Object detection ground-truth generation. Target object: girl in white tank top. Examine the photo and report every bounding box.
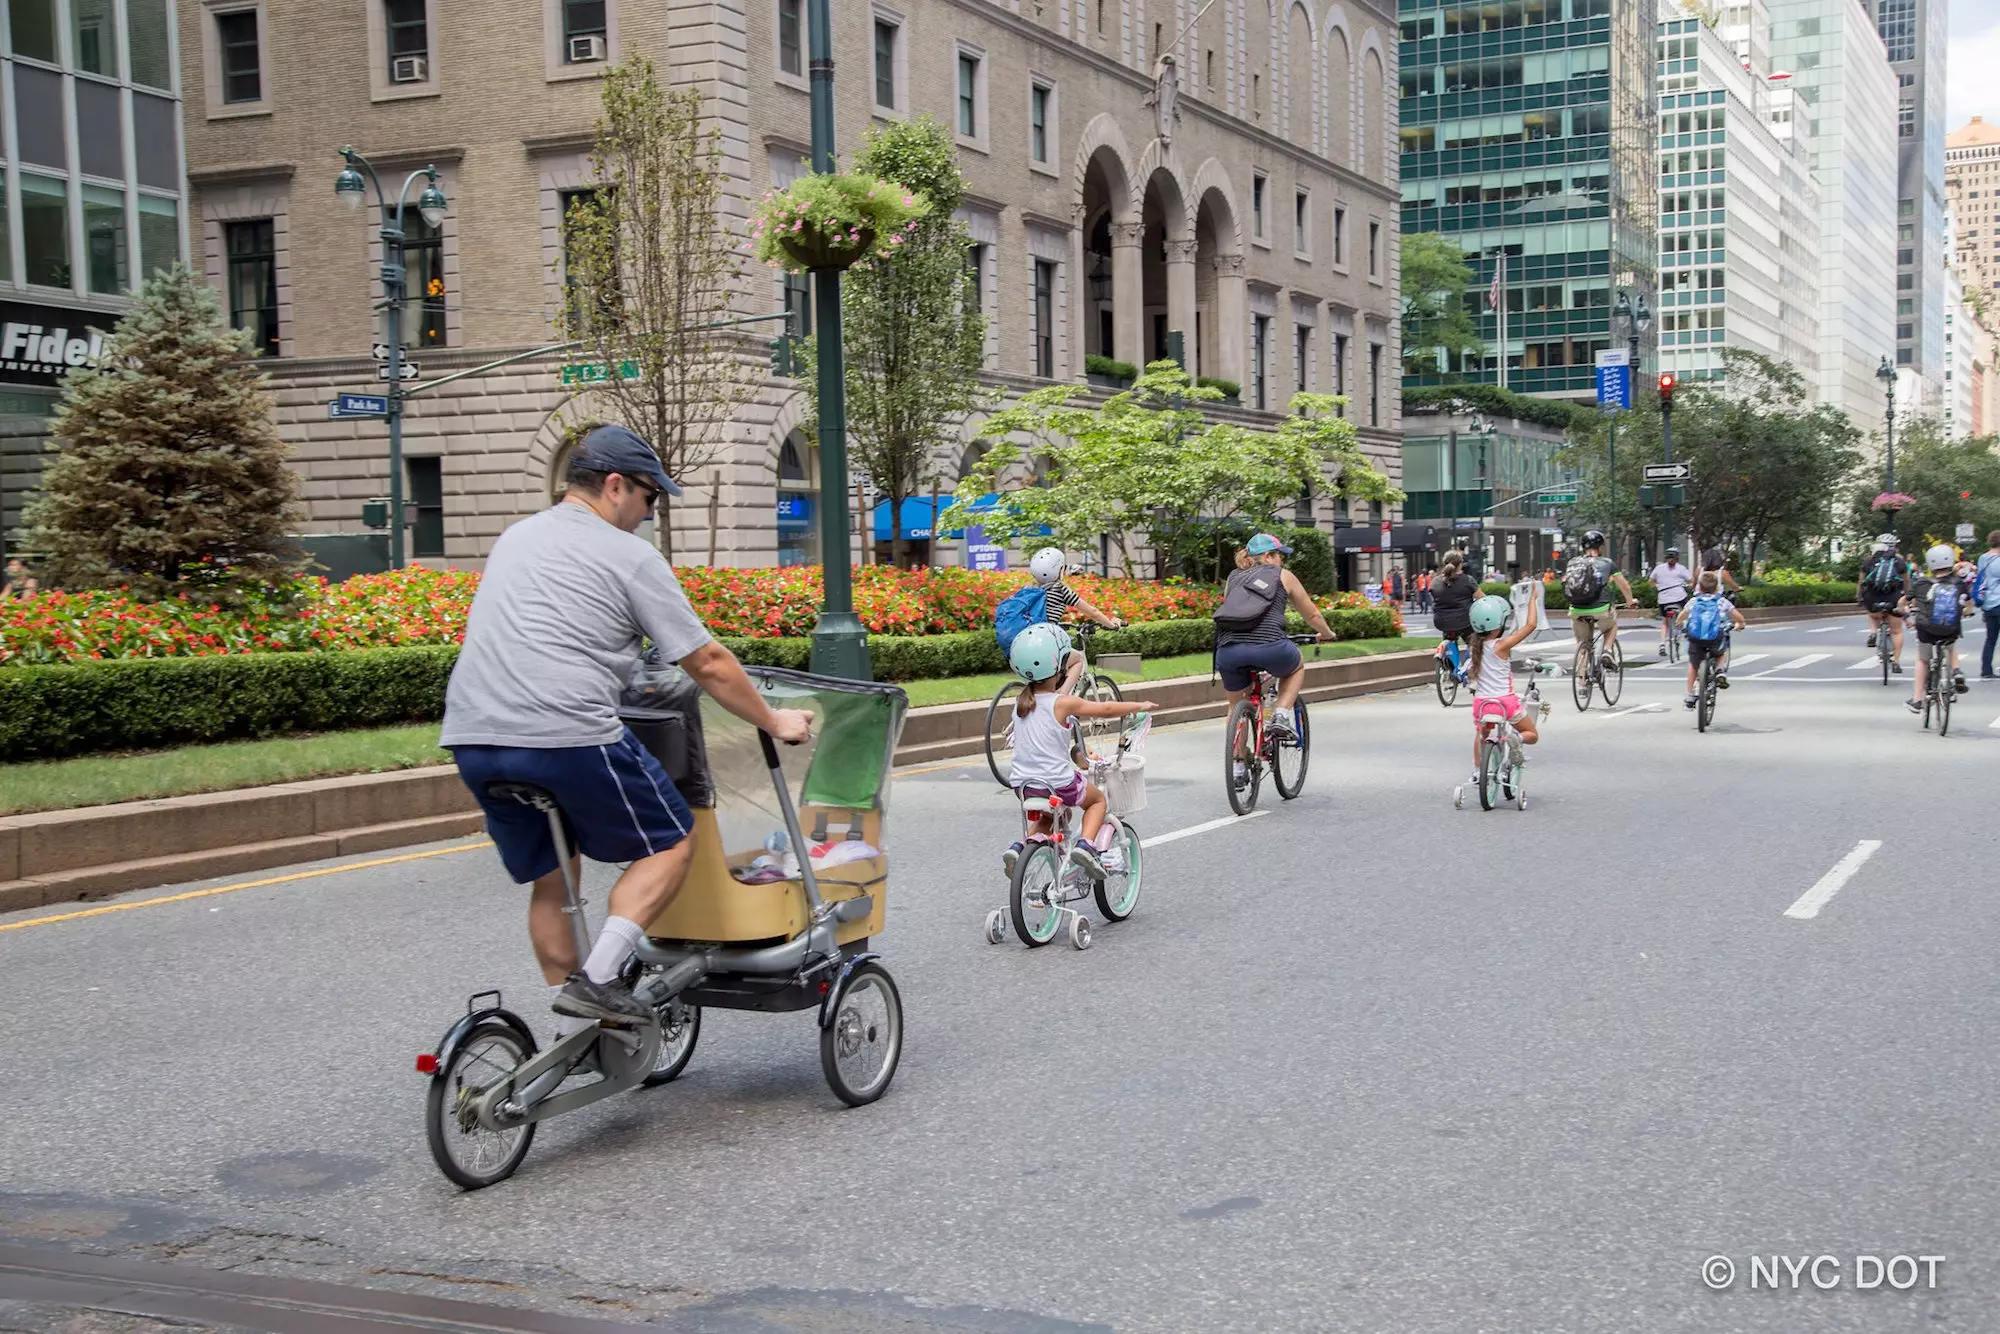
[1465,592,1542,783]
[1007,667,1158,878]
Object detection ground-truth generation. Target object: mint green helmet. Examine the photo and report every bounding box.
[1008,622,1072,682]
[1469,594,1511,634]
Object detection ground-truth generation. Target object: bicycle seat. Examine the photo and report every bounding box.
[484,781,560,811]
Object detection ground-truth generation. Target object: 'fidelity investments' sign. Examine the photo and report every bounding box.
[0,300,115,387]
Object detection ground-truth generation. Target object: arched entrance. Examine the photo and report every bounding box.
[1140,168,1191,365]
[1080,144,1138,364]
[1193,183,1246,384]
[776,430,818,567]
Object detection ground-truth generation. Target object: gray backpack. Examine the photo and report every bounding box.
[1213,569,1283,633]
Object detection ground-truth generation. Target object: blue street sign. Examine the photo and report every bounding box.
[1595,363,1631,410]
[328,393,390,419]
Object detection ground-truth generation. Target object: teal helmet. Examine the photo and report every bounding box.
[1469,595,1511,634]
[1008,622,1072,683]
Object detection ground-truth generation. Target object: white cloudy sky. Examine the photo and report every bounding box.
[1951,0,2000,129]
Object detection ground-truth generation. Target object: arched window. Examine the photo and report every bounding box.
[780,436,809,484]
[777,431,818,567]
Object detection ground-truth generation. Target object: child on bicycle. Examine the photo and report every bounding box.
[1465,593,1539,788]
[1002,623,1155,881]
[1904,544,1972,712]
[1680,571,1745,709]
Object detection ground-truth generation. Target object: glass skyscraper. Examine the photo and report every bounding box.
[1399,0,1658,398]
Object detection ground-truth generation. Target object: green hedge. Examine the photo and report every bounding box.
[0,611,1416,760]
[0,647,458,762]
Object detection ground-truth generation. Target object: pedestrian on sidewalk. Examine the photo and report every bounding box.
[1978,529,2000,679]
[1417,568,1434,613]
[1,559,37,599]
[1386,565,1405,611]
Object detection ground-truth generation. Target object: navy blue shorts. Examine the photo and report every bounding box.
[452,728,694,884]
[1215,640,1303,693]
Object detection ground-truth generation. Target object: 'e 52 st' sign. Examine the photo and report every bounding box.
[0,301,115,387]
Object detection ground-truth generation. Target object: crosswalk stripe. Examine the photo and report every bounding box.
[1726,653,1770,669]
[1806,625,1848,634]
[1847,656,1882,670]
[1751,653,1831,677]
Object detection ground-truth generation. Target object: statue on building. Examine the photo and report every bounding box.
[1145,53,1181,145]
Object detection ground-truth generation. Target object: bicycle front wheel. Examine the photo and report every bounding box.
[1571,642,1594,712]
[983,683,1016,788]
[1272,702,1310,799]
[1598,638,1625,706]
[1223,699,1261,815]
[1094,820,1142,921]
[1078,671,1124,757]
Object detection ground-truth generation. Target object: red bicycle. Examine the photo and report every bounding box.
[1222,634,1318,815]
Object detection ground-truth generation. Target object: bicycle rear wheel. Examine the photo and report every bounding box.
[983,683,1015,788]
[1272,702,1310,799]
[425,1022,537,1191]
[1936,648,1953,736]
[1696,660,1715,732]
[1571,641,1594,712]
[1879,636,1891,687]
[1435,653,1459,707]
[1008,843,1064,946]
[1598,638,1625,707]
[1478,734,1504,811]
[1224,698,1261,815]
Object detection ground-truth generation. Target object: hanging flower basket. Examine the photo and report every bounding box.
[1871,491,1916,512]
[750,172,929,273]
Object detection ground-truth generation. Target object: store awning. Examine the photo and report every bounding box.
[870,493,1049,542]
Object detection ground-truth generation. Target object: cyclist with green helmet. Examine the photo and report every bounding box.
[1000,623,1156,880]
[1464,591,1540,788]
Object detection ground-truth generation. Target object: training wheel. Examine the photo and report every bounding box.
[1069,917,1093,951]
[983,909,1006,944]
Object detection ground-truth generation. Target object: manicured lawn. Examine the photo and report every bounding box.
[0,724,451,816]
[0,636,1437,814]
[898,636,1440,708]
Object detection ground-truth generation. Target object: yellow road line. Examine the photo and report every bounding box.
[0,839,493,935]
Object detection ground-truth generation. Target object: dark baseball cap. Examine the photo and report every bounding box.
[572,424,681,496]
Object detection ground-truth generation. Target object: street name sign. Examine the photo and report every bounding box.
[328,393,390,419]
[1542,491,1578,504]
[1643,461,1692,483]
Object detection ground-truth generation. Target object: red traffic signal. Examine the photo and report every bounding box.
[1657,372,1677,413]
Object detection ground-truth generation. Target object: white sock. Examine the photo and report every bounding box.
[583,915,645,985]
[550,984,592,1038]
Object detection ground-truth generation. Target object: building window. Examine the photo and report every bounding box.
[965,242,985,313]
[83,185,128,295]
[1295,325,1311,392]
[957,51,980,137]
[72,0,116,76]
[404,213,447,347]
[216,7,262,103]
[777,0,803,77]
[11,0,57,62]
[225,219,279,356]
[1252,315,1270,410]
[563,0,607,57]
[1368,342,1381,425]
[1033,259,1055,378]
[1030,83,1051,165]
[1334,332,1349,415]
[1252,174,1267,240]
[407,457,445,558]
[873,18,899,109]
[559,187,621,331]
[385,0,428,77]
[1333,206,1347,267]
[1294,189,1309,255]
[21,174,68,288]
[1368,222,1381,278]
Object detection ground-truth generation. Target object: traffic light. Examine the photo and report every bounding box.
[769,335,794,377]
[1657,372,1677,413]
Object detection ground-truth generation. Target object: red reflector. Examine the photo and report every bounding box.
[819,982,830,994]
[415,1053,439,1074]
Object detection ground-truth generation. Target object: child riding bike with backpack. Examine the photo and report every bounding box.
[1859,535,1910,673]
[1464,593,1541,789]
[1679,571,1746,708]
[1904,544,1972,712]
[1001,624,1156,880]
[993,547,1126,693]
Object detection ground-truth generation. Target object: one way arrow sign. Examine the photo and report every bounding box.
[1643,461,1692,483]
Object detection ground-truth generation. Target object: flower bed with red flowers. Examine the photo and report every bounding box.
[2,564,1337,666]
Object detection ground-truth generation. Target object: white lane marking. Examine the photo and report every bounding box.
[1783,840,1884,920]
[1848,656,1882,670]
[1805,624,1852,633]
[1990,713,2000,730]
[1140,811,1269,848]
[1750,653,1831,677]
[1589,702,1667,720]
[1725,653,1770,669]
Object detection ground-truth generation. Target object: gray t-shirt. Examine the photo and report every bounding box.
[441,503,713,748]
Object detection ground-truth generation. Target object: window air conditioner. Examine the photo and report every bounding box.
[391,54,428,83]
[568,33,606,63]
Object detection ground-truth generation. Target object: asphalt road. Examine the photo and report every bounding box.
[2,611,1997,1333]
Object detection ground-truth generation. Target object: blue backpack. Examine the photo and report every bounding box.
[1919,580,1962,632]
[1683,594,1727,643]
[994,585,1050,652]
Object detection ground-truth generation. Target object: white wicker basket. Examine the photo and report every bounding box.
[1094,753,1147,817]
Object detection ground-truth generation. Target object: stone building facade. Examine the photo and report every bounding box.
[176,0,1402,570]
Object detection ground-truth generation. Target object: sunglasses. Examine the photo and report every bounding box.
[627,478,661,511]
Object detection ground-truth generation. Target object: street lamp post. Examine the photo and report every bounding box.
[334,149,446,572]
[1876,356,1899,544]
[1608,290,1651,566]
[803,0,870,680]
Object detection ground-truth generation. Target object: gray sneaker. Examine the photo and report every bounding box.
[551,972,652,1028]
[1267,709,1298,743]
[1067,844,1106,880]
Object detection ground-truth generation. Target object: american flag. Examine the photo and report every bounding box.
[1488,264,1502,312]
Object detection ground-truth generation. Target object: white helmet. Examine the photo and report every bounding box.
[1008,622,1071,683]
[1028,547,1068,586]
[1877,533,1898,547]
[1926,544,1955,572]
